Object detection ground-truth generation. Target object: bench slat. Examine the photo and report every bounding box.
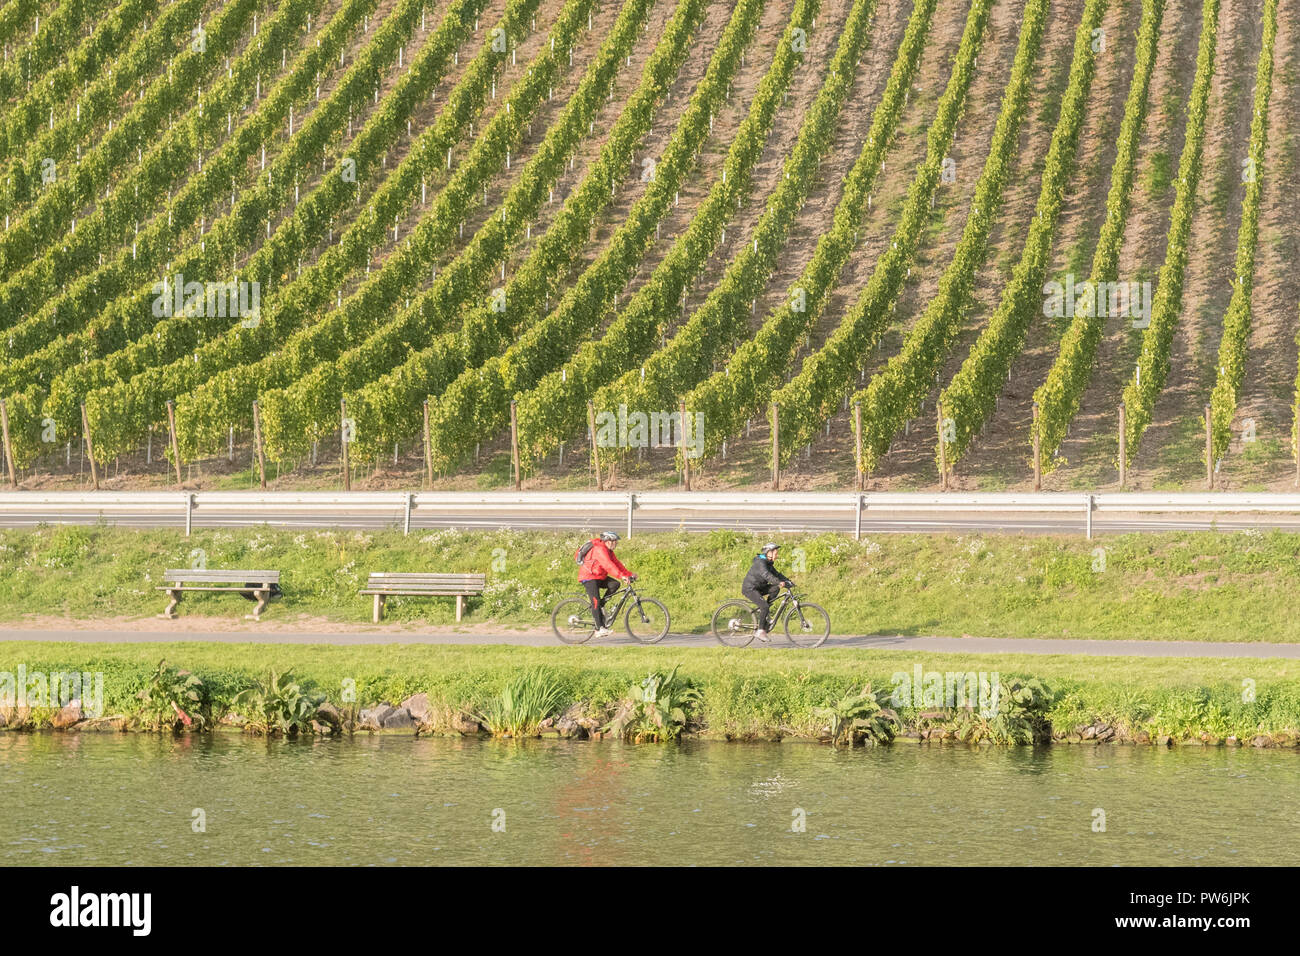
[163,569,280,583]
[365,573,484,582]
[156,585,274,592]
[360,588,481,595]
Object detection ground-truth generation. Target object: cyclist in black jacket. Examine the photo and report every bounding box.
[741,542,793,642]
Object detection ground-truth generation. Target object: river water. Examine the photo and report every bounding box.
[2,733,1296,865]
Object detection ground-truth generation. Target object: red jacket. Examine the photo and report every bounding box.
[578,539,631,581]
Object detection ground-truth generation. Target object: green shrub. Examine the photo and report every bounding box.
[602,665,702,742]
[475,668,566,737]
[950,676,1054,745]
[135,659,209,732]
[230,669,321,736]
[813,683,899,747]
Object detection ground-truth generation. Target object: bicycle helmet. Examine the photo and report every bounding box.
[600,531,621,542]
[762,542,780,554]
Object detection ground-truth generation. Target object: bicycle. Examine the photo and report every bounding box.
[551,578,670,644]
[711,586,830,648]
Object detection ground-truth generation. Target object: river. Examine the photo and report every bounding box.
[2,734,1296,865]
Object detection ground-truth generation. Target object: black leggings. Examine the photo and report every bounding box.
[742,584,780,631]
[583,578,620,626]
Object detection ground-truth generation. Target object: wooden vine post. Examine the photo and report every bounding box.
[937,400,948,491]
[853,401,863,492]
[587,401,603,491]
[1204,404,1213,490]
[422,399,433,490]
[770,402,780,491]
[341,398,351,491]
[680,400,691,491]
[0,399,15,488]
[510,400,521,491]
[1118,404,1126,489]
[252,401,267,489]
[166,400,182,487]
[80,404,100,491]
[1032,401,1041,490]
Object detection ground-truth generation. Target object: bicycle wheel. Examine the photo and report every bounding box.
[712,600,757,647]
[551,596,596,644]
[625,596,670,644]
[785,602,831,648]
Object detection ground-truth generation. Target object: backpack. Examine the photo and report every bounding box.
[575,540,596,566]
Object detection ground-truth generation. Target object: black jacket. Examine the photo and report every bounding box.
[743,554,792,593]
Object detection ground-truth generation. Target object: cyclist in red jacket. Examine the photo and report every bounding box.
[577,531,636,637]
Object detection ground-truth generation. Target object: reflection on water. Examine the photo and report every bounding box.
[1,733,1296,865]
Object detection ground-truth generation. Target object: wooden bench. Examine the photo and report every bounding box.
[157,569,282,621]
[358,572,486,623]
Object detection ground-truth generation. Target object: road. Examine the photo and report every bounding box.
[3,628,1295,657]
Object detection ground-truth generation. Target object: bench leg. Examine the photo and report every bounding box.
[456,594,464,622]
[373,593,384,624]
[245,589,269,622]
[158,589,180,620]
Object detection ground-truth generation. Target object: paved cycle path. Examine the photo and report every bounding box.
[1,628,1296,657]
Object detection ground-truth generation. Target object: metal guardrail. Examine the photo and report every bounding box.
[6,490,1300,538]
[9,490,1300,508]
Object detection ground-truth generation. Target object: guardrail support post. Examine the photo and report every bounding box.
[854,493,863,541]
[80,404,100,491]
[0,399,15,488]
[404,492,413,536]
[626,492,635,539]
[185,492,194,537]
[1085,493,1093,540]
[166,400,182,487]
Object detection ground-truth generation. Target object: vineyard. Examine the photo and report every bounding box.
[0,0,1297,492]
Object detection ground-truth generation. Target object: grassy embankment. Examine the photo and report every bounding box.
[3,526,1299,741]
[2,524,1300,643]
[2,641,1298,743]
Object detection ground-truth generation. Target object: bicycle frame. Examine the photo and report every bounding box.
[734,588,801,630]
[765,589,802,627]
[583,580,641,626]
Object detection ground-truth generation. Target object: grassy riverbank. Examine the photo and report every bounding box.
[3,525,1300,642]
[2,642,1298,744]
